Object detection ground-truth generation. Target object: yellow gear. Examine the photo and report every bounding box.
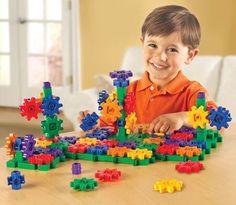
[188,106,209,128]
[154,178,183,193]
[125,112,137,134]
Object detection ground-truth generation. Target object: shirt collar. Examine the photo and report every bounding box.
[136,70,191,94]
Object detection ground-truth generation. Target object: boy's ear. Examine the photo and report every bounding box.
[185,48,199,64]
[140,36,144,45]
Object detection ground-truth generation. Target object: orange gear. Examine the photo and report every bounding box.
[5,133,17,158]
[100,100,122,122]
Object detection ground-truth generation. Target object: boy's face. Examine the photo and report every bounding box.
[141,32,198,86]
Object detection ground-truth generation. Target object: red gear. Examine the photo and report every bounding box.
[156,144,179,155]
[19,97,43,121]
[28,154,54,165]
[124,92,135,115]
[175,160,204,173]
[170,133,193,141]
[68,144,90,153]
[95,168,121,181]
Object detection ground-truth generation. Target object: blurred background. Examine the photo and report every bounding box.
[0,0,235,145]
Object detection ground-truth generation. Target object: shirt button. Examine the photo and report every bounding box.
[150,97,154,102]
[150,85,154,91]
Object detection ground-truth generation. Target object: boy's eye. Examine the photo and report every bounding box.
[167,48,178,52]
[148,44,157,48]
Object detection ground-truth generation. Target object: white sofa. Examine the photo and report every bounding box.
[63,47,236,130]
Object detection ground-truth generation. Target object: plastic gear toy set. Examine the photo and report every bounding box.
[4,70,232,193]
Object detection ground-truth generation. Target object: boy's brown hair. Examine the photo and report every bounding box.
[141,5,201,50]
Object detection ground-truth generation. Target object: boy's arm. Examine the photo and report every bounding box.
[148,112,191,134]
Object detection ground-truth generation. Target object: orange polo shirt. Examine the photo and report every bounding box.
[127,70,216,124]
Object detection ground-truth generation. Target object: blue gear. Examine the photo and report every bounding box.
[13,137,24,151]
[97,90,109,110]
[7,170,25,190]
[80,112,99,131]
[208,106,232,130]
[41,96,63,117]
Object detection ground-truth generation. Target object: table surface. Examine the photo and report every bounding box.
[0,125,236,205]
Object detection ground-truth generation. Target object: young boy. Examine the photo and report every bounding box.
[127,5,216,134]
[79,5,216,134]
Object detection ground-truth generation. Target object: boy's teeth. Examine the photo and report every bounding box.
[153,63,161,68]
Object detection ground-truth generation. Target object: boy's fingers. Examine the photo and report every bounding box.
[148,118,159,133]
[78,110,90,123]
[154,121,163,133]
[159,123,169,133]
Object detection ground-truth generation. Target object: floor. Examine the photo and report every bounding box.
[0,107,74,146]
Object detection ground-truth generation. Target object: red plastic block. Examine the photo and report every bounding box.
[95,168,121,181]
[124,92,135,114]
[175,160,204,173]
[156,144,179,155]
[170,133,193,141]
[28,154,54,165]
[68,144,90,154]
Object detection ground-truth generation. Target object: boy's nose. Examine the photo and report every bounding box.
[153,50,167,62]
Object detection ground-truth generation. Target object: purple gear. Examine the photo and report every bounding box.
[176,126,196,135]
[117,141,136,149]
[208,106,232,130]
[109,70,133,87]
[60,136,77,144]
[22,134,36,159]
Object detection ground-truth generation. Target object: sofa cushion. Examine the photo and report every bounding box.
[121,47,222,101]
[217,56,236,120]
[182,56,222,101]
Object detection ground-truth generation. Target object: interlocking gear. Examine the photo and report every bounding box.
[41,116,63,138]
[100,100,122,122]
[125,112,137,134]
[95,168,121,181]
[5,133,17,158]
[22,134,36,159]
[41,95,63,117]
[175,160,204,173]
[7,170,25,190]
[19,97,43,121]
[208,106,232,130]
[154,178,183,193]
[70,178,98,191]
[188,106,209,128]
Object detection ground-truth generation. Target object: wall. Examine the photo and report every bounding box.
[79,0,236,88]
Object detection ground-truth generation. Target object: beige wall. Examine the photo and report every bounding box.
[79,0,236,88]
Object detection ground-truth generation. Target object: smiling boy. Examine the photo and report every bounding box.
[127,5,216,134]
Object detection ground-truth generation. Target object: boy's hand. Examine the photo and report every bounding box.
[148,112,188,134]
[77,110,90,124]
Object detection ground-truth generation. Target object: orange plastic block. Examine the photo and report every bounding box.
[107,147,131,157]
[176,146,201,157]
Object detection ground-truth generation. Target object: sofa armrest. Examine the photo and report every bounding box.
[61,88,98,130]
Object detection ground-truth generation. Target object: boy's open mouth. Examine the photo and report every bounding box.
[150,62,168,70]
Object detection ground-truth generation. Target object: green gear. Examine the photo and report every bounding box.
[70,178,98,191]
[41,116,63,139]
